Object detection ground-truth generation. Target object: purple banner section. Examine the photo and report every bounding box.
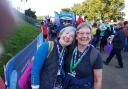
[5,33,43,89]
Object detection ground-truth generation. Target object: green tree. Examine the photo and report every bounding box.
[25,8,37,19]
[61,8,71,12]
[82,0,105,20]
[71,0,125,21]
[71,4,83,15]
[102,0,125,21]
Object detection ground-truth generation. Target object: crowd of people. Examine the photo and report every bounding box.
[90,19,128,69]
[0,0,128,88]
[37,16,128,89]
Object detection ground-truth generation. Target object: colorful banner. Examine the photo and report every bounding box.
[5,33,43,89]
[54,11,76,25]
[54,11,60,26]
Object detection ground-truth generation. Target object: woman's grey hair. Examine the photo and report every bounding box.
[77,22,92,31]
[59,26,76,36]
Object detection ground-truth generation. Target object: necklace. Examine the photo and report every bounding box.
[70,45,90,73]
[55,39,65,75]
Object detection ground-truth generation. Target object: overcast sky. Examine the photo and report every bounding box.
[10,0,85,16]
[10,0,128,20]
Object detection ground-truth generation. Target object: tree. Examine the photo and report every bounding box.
[71,3,85,15]
[82,0,105,20]
[101,0,125,21]
[25,8,37,19]
[71,0,125,21]
[61,8,71,12]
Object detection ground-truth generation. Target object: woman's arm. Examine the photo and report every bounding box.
[93,69,102,89]
[93,51,103,89]
[31,42,48,89]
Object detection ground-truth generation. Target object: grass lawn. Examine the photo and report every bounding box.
[0,19,41,77]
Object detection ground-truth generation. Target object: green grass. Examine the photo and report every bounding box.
[0,19,41,77]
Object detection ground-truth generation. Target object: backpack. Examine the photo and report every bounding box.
[18,41,54,89]
[90,45,99,66]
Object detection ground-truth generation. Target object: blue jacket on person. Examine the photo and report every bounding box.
[31,42,49,88]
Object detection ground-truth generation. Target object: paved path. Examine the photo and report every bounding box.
[102,51,128,89]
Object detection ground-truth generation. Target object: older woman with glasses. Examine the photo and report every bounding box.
[64,22,103,89]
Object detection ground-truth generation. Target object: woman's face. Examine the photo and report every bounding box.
[60,29,75,47]
[76,27,92,46]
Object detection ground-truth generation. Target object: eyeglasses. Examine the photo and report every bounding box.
[77,32,91,36]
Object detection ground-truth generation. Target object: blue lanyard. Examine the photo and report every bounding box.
[55,39,65,76]
[55,39,65,66]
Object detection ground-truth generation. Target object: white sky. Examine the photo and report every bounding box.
[10,0,128,19]
[10,0,85,16]
[123,0,128,20]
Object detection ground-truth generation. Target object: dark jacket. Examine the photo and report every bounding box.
[112,27,125,49]
[40,42,59,89]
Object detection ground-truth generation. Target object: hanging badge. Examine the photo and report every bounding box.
[57,69,61,75]
[72,71,76,77]
[68,71,76,77]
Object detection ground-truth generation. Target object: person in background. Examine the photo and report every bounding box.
[124,21,128,52]
[40,21,48,41]
[31,26,76,89]
[95,22,101,48]
[99,18,111,51]
[57,20,65,33]
[76,16,84,26]
[91,22,98,47]
[104,21,125,68]
[64,22,103,89]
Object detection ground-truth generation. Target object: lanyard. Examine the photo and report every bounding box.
[70,45,90,73]
[55,39,65,75]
